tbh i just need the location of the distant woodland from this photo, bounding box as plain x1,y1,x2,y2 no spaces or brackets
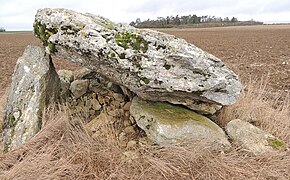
130,15,263,28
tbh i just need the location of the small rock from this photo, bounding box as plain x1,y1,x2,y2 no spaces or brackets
58,69,74,82
70,79,89,99
74,68,98,80
123,118,132,127
122,151,139,161
90,98,101,111
123,126,136,136
57,70,74,99
226,119,285,155
123,102,131,111
118,132,128,148
85,113,110,133
127,140,137,148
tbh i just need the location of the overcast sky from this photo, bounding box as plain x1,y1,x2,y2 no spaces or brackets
0,0,290,30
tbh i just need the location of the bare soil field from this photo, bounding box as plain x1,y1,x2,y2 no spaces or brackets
159,25,290,97
0,25,289,179
0,32,79,93
0,25,289,96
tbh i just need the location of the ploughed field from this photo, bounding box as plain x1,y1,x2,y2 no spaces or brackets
0,25,289,96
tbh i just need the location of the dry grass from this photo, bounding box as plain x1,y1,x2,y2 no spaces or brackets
218,77,290,144
0,79,289,179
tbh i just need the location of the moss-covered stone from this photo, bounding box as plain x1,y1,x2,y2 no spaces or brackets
1,121,7,130
105,23,114,30
130,97,231,148
8,114,16,127
118,52,126,59
141,77,150,84
139,101,220,130
48,43,56,53
115,32,148,53
33,21,58,54
110,52,116,58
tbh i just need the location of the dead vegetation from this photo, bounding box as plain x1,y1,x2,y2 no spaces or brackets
0,78,289,179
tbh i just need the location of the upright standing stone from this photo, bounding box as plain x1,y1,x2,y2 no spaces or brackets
2,45,60,151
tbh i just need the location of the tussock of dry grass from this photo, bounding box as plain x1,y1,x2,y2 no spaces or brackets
0,79,289,179
219,78,290,144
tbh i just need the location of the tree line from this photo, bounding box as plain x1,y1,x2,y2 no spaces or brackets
130,14,262,28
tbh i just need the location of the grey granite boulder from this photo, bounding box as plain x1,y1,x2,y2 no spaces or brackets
3,45,60,151
226,119,285,155
130,97,231,150
34,8,242,114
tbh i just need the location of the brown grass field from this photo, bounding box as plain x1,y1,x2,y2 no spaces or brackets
0,25,289,179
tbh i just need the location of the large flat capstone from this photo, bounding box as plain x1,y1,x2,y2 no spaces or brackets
3,45,60,151
34,8,242,113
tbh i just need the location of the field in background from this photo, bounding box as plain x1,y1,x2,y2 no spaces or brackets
0,32,79,93
0,25,289,179
158,25,290,97
0,25,289,96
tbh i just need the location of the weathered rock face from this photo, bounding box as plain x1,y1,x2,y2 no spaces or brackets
58,69,74,99
130,97,231,150
3,45,60,151
34,8,242,114
226,119,285,155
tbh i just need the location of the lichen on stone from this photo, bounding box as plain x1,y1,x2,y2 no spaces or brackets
114,32,148,53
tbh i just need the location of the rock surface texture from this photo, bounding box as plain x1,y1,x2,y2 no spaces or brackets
3,45,60,151
34,8,242,114
226,119,285,155
130,97,231,149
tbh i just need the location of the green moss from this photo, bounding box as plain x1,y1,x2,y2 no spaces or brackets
140,101,221,130
136,63,143,70
1,122,7,130
163,63,171,70
48,43,56,54
141,77,150,84
105,23,114,30
267,137,284,149
115,32,148,53
118,52,126,59
110,52,116,58
9,114,16,127
34,21,58,53
33,22,40,36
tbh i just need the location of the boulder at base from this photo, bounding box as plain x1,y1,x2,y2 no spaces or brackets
226,119,285,155
3,45,60,151
34,8,242,114
130,97,231,150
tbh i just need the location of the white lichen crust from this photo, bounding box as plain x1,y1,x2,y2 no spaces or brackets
34,8,242,113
